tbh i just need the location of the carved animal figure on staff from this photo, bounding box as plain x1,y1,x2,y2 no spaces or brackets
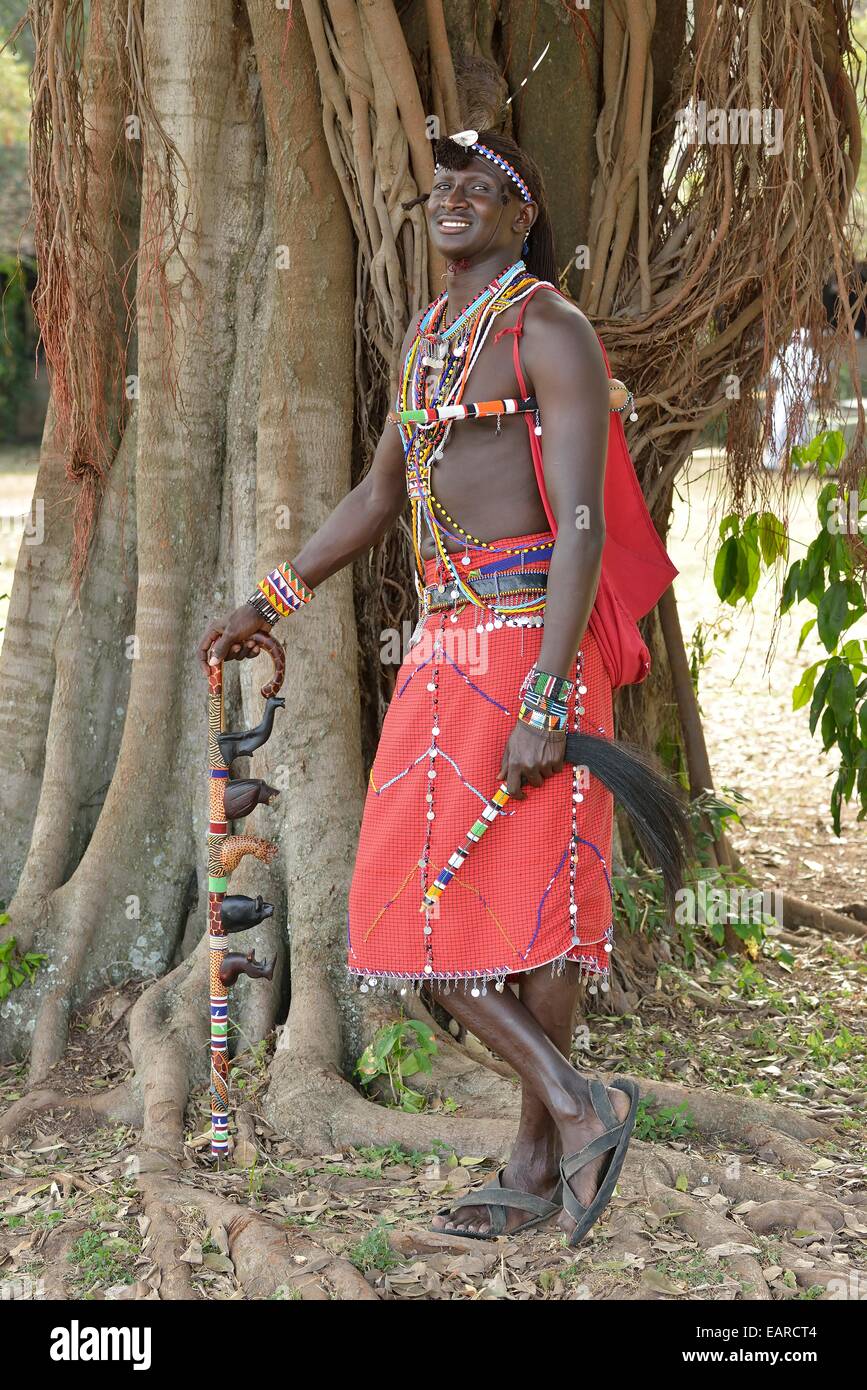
220,894,275,932
219,950,276,986
217,694,285,766
223,778,281,820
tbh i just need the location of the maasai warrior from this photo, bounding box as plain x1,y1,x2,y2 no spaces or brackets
198,130,679,1243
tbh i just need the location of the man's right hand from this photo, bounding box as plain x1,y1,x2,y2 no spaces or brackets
197,604,275,677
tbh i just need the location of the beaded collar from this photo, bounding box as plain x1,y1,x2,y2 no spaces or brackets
395,261,548,612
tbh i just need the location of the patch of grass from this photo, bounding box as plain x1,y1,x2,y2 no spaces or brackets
348,1222,401,1275
67,1229,136,1292
654,1253,729,1289
354,1143,432,1171
30,1209,66,1227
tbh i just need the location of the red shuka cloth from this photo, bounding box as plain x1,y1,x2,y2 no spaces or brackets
493,282,679,688
347,535,615,986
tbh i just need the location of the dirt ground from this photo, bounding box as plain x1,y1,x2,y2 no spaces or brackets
0,448,864,1300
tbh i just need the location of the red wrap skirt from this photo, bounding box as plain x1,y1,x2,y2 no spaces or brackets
347,533,615,991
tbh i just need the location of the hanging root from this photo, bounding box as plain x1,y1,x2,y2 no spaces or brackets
583,0,864,524
27,0,130,590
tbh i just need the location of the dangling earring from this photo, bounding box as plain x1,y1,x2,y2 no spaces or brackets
522,233,530,258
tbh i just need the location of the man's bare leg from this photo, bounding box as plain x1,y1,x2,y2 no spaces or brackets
428,972,631,1239
431,964,579,1236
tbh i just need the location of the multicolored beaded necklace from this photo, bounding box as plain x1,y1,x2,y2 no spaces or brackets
395,257,553,615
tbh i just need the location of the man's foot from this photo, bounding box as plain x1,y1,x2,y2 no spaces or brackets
431,1155,562,1238
556,1082,633,1236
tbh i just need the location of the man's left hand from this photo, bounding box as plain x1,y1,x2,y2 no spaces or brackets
497,720,567,800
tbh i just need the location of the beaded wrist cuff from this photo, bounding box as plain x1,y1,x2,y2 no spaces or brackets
245,590,281,626
517,667,574,733
252,562,314,621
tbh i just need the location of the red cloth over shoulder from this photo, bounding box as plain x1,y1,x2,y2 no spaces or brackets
495,282,678,688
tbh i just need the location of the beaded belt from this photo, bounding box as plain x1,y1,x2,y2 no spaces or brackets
424,570,548,613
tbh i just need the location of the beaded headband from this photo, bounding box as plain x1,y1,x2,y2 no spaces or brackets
435,129,534,204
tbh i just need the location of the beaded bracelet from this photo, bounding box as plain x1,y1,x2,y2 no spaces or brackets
245,589,281,626
247,562,314,624
517,667,574,733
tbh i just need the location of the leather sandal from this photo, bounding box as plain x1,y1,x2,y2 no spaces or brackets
435,1166,563,1240
560,1076,639,1248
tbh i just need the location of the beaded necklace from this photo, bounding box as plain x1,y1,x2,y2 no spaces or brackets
396,259,552,614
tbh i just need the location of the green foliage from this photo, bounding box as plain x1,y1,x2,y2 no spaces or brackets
356,1017,438,1112
0,921,47,1001
633,1098,693,1143
712,430,867,832
806,1025,860,1065
353,1143,432,1170
612,786,778,967
713,509,789,606
67,1230,136,1292
348,1222,401,1274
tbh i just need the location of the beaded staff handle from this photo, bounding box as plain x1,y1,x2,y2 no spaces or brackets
207,635,285,1163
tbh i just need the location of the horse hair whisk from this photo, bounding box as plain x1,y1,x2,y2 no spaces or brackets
564,731,694,916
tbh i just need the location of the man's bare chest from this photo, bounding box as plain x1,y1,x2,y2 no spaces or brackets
417,317,533,464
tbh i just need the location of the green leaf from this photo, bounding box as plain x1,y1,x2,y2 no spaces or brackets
801,531,831,602
821,430,846,472
826,663,856,728
796,618,816,653
758,511,787,565
675,1173,689,1192
399,1088,427,1113
809,665,834,734
737,536,761,602
781,560,801,613
817,581,850,651
792,661,821,711
713,536,740,602
820,705,837,752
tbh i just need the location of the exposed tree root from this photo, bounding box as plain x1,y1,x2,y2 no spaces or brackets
0,1081,141,1141
629,1075,831,1158
780,894,867,940
137,1167,379,1300
263,1043,843,1176
265,1054,516,1156
637,1141,866,1216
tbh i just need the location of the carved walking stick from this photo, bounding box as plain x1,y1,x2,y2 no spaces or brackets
207,633,285,1163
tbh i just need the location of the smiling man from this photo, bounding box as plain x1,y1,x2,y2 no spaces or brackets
197,130,678,1243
